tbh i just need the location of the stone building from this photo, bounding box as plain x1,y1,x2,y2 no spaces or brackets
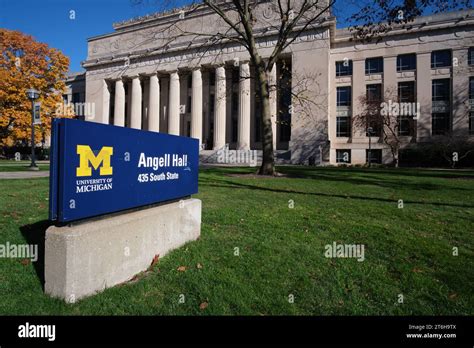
63,72,86,120
81,1,474,165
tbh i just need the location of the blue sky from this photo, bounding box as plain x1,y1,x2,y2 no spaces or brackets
0,0,181,72
0,0,362,73
1,0,467,73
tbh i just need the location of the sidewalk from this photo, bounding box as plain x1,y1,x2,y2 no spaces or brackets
0,171,49,179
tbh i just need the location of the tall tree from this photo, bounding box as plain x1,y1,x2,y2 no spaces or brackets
0,29,70,147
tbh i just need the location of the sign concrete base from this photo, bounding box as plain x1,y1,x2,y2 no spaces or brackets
45,198,201,303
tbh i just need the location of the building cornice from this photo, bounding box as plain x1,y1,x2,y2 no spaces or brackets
82,19,333,69
333,9,474,44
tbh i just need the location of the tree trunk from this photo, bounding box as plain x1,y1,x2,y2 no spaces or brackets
394,147,399,168
255,64,275,175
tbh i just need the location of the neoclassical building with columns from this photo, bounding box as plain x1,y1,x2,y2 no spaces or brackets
82,1,474,165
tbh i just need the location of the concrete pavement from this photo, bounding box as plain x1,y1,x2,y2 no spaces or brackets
0,171,49,179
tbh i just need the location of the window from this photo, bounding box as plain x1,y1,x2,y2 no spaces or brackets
397,54,416,72
398,117,412,136
366,149,382,164
432,113,450,135
470,77,474,135
336,60,353,77
336,86,351,137
365,84,382,136
366,84,382,103
469,112,474,135
431,50,452,69
470,77,474,100
336,149,351,164
336,117,351,137
366,121,382,137
336,86,351,106
469,48,474,66
432,79,450,102
398,81,416,136
432,79,451,135
365,57,383,75
398,81,416,103
279,62,292,142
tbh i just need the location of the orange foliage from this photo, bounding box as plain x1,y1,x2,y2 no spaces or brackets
0,29,70,147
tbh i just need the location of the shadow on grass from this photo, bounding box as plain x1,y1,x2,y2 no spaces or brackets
20,219,51,290
200,176,474,209
279,166,474,180
202,166,473,192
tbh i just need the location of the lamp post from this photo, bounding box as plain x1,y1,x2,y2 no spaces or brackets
367,126,373,168
26,88,40,170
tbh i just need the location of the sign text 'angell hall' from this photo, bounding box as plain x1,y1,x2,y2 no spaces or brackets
49,118,199,223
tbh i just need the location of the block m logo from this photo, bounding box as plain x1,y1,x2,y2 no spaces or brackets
76,145,113,177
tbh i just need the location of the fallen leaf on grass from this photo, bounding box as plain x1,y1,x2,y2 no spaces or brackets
199,302,208,310
20,259,30,266
150,254,160,268
196,263,203,269
177,266,186,272
449,293,458,299
128,275,140,284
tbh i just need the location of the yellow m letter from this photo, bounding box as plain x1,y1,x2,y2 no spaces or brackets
76,145,113,177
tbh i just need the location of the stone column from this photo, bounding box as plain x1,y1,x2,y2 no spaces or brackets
352,59,365,139
148,74,160,132
114,79,125,127
383,56,397,102
452,48,469,137
225,68,233,145
191,68,203,147
142,79,149,131
238,62,251,150
130,76,142,129
168,71,180,135
100,79,110,124
269,63,277,149
214,65,226,149
202,71,210,148
416,53,432,141
383,56,397,138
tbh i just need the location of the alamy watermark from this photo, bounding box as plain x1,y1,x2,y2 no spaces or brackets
216,144,257,167
324,242,365,262
380,100,421,120
56,101,95,119
0,242,38,262
18,322,55,341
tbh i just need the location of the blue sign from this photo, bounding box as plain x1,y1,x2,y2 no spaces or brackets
49,118,199,223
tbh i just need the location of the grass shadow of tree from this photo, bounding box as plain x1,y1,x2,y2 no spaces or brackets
199,176,474,209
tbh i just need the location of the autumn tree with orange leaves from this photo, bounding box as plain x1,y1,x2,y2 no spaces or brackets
0,29,70,148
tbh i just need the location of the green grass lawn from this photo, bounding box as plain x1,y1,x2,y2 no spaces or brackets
0,166,473,315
